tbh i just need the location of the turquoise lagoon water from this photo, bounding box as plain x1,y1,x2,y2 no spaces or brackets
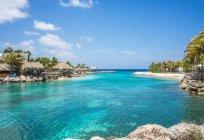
1,70,204,140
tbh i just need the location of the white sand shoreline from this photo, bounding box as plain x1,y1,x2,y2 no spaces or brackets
57,76,87,81
133,72,185,80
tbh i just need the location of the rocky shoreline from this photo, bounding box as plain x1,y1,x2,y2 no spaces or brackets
66,123,204,140
180,73,204,95
0,75,46,83
132,72,204,95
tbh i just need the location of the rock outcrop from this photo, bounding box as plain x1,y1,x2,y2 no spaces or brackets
66,123,204,140
180,73,204,95
0,75,45,84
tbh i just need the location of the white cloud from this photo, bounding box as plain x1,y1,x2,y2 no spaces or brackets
20,40,34,47
3,42,13,47
38,34,79,59
80,36,93,42
59,0,93,9
75,43,82,48
24,31,40,36
2,40,35,51
38,33,73,49
121,50,136,55
33,20,60,31
19,40,35,51
48,49,77,59
0,0,29,24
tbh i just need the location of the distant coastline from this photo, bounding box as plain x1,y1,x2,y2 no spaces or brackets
133,71,185,80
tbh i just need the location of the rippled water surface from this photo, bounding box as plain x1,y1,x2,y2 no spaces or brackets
1,70,204,140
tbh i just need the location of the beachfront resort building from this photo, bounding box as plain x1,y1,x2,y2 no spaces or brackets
0,63,14,77
90,67,97,72
21,62,45,76
52,62,74,77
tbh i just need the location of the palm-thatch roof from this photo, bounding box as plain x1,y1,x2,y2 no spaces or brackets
21,62,45,71
52,62,73,70
0,63,12,71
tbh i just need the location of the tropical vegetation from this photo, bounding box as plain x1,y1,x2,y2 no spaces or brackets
2,52,24,74
148,61,185,73
0,47,90,75
149,30,204,77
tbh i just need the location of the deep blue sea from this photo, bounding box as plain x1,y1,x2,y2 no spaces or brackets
1,70,204,140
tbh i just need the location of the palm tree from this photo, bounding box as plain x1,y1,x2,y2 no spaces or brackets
24,51,31,62
3,47,13,53
2,52,24,74
51,57,58,67
76,63,81,68
14,49,23,53
35,57,51,71
82,63,86,68
184,31,204,79
66,61,73,67
162,61,167,73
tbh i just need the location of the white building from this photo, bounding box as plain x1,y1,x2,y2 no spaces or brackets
90,66,97,72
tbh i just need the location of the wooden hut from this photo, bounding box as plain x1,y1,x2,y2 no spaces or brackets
21,62,45,76
52,62,74,77
74,66,90,75
0,63,12,77
90,67,97,72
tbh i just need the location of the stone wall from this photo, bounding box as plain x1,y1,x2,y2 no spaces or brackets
180,73,204,95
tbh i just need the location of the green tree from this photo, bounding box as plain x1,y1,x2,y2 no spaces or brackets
35,57,51,71
3,47,13,53
184,30,204,79
35,57,58,71
24,51,31,62
148,62,162,73
51,57,58,67
66,61,73,67
14,49,23,53
2,52,24,74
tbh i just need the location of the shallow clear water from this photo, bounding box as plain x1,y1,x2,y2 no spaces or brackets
1,70,204,140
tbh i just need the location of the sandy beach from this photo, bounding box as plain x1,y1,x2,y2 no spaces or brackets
133,72,185,80
58,76,86,81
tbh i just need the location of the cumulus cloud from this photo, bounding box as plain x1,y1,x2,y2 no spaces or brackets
48,49,77,59
2,40,35,51
33,20,60,31
59,0,93,9
19,40,35,51
80,36,93,42
0,0,29,24
38,34,79,59
20,40,34,47
38,33,74,49
24,31,40,36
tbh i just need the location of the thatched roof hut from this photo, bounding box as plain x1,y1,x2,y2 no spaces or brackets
52,62,73,70
0,63,11,72
21,62,45,71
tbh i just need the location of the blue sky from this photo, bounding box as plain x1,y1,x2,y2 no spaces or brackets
0,0,204,69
